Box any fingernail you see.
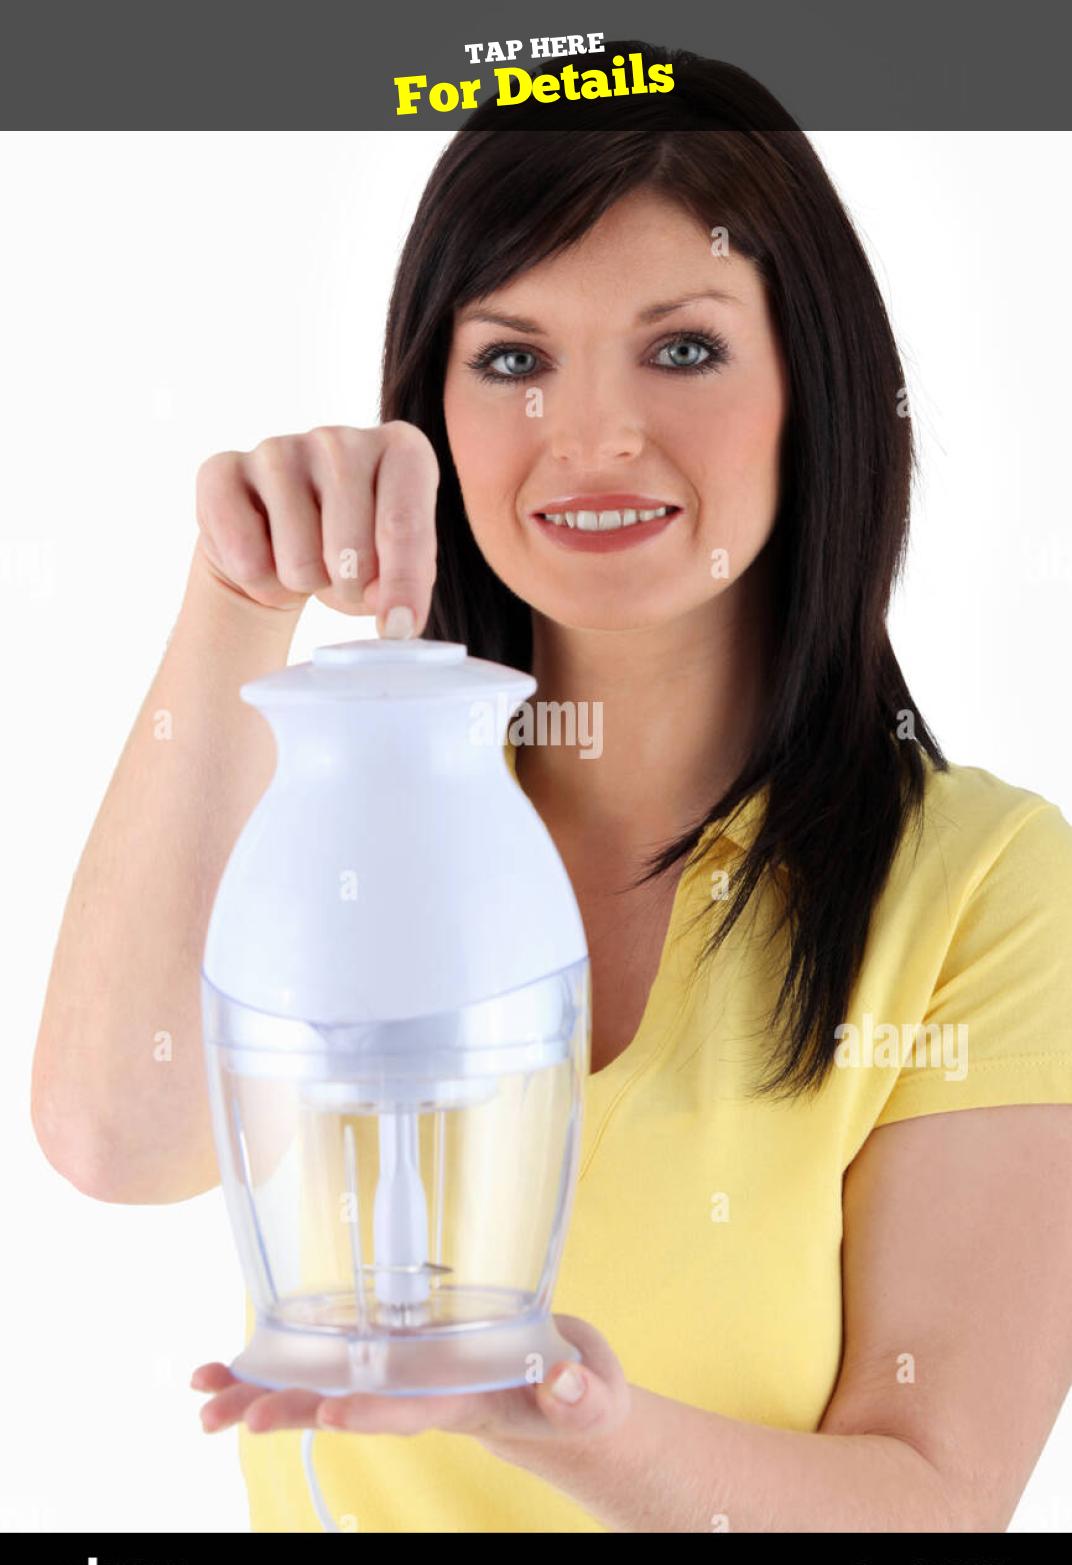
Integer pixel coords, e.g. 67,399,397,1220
382,605,415,639
549,1367,585,1404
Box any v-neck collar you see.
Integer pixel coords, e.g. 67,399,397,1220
501,734,770,1178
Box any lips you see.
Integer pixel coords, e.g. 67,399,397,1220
528,499,681,553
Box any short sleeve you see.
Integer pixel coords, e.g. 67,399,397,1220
874,800,1072,1126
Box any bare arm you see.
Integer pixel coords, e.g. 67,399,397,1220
31,545,301,1203
482,1104,1072,1531
31,422,440,1205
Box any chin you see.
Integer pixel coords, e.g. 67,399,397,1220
529,587,693,633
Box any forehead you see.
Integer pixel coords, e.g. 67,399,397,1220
453,190,756,329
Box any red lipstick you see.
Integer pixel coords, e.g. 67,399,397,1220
527,494,682,553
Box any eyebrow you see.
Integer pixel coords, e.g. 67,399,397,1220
455,289,743,335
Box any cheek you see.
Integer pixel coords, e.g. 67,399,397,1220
444,378,536,498
683,392,784,576
442,378,482,474
690,383,784,501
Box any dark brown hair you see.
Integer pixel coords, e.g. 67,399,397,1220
379,40,947,1099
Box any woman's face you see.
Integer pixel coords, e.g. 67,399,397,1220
442,187,788,632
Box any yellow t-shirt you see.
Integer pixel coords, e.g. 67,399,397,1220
236,745,1072,1531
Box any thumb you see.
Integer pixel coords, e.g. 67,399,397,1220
533,1316,629,1435
535,1360,609,1433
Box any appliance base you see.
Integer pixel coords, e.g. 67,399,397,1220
230,1312,581,1397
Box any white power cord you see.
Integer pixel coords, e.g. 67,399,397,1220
301,1428,341,1531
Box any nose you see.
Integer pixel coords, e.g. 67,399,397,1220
544,360,645,466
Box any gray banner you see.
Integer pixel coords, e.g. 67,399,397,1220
2,0,1069,129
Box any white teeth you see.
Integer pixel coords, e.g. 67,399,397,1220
540,505,673,530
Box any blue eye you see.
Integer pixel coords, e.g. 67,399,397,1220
465,332,730,386
466,346,542,383
654,338,718,371
652,331,731,374
497,348,538,377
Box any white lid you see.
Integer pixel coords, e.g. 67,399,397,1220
206,634,588,1018
241,638,536,708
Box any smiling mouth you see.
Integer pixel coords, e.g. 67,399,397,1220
534,504,681,531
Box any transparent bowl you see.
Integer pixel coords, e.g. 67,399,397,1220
202,958,590,1394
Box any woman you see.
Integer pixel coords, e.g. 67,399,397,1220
32,44,1072,1532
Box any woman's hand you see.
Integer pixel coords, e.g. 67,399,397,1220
194,421,440,636
191,1314,630,1453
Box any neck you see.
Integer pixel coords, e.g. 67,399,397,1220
515,548,776,855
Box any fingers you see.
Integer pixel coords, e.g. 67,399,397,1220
367,421,439,637
190,1330,628,1443
535,1362,627,1437
198,1379,267,1433
310,425,378,616
315,1389,491,1438
192,1365,322,1434
195,451,296,610
190,1362,238,1392
193,1371,490,1438
551,1314,627,1383
251,436,332,599
241,1387,325,1433
196,422,440,631
532,1315,631,1436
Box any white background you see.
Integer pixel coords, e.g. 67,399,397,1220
2,130,1069,1533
